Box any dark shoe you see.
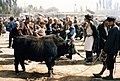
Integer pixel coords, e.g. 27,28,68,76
93,73,102,78
86,59,93,64
102,76,113,80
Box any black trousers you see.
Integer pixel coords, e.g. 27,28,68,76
86,51,93,62
106,54,115,70
8,31,13,47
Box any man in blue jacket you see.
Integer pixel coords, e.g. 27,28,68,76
7,17,15,48
46,17,53,35
67,20,76,41
66,19,76,59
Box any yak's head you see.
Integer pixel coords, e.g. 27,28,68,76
53,34,65,46
56,38,77,58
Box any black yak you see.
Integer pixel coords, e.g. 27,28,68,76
13,35,66,77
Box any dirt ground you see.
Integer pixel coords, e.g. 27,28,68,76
0,32,120,81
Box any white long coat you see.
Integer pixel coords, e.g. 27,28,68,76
84,24,94,51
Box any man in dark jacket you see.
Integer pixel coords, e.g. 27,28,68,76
52,18,62,35
46,17,53,35
97,18,109,58
93,17,119,80
20,17,33,35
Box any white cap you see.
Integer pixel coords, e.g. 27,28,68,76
44,18,48,22
49,17,53,20
54,17,58,20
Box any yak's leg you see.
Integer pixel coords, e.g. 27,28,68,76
69,53,72,59
51,60,55,68
66,53,72,59
45,57,54,77
14,59,19,75
20,60,25,72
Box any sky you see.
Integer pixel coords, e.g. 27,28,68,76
17,0,120,12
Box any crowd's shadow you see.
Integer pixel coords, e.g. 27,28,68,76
0,54,14,58
55,59,85,65
55,55,103,66
0,70,48,80
0,54,14,65
0,43,9,45
55,59,103,66
0,58,14,65
0,42,9,48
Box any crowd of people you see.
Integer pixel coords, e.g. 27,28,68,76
0,14,120,80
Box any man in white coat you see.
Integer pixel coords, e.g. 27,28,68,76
84,14,98,64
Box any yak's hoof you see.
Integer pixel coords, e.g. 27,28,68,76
48,70,53,78
48,74,53,78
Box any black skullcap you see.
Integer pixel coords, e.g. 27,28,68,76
9,16,14,21
85,14,92,20
107,17,116,22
